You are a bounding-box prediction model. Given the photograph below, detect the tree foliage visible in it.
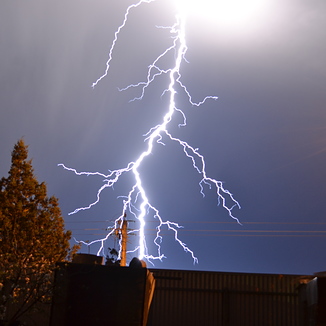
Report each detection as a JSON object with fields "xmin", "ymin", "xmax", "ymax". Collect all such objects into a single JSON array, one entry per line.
[
  {"xmin": 105, "ymin": 247, "xmax": 120, "ymax": 266},
  {"xmin": 0, "ymin": 139, "xmax": 79, "ymax": 325}
]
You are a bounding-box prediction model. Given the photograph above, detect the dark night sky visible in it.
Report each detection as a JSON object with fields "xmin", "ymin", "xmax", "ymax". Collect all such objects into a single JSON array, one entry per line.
[{"xmin": 1, "ymin": 0, "xmax": 326, "ymax": 275}]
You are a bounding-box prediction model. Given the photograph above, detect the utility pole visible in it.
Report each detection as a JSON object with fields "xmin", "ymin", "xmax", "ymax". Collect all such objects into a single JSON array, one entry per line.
[
  {"xmin": 120, "ymin": 218, "xmax": 128, "ymax": 267},
  {"xmin": 113, "ymin": 213, "xmax": 135, "ymax": 266},
  {"xmin": 114, "ymin": 212, "xmax": 129, "ymax": 267}
]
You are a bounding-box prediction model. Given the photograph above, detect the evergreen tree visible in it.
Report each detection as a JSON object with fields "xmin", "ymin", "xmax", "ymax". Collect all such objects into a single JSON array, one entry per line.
[{"xmin": 0, "ymin": 139, "xmax": 79, "ymax": 325}]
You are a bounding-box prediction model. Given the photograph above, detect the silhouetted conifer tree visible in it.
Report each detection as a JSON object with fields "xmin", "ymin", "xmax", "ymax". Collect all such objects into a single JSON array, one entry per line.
[{"xmin": 0, "ymin": 139, "xmax": 79, "ymax": 326}]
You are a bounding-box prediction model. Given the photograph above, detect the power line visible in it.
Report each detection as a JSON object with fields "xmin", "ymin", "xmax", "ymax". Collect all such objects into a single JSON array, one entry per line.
[
  {"xmin": 66, "ymin": 220, "xmax": 326, "ymax": 225},
  {"xmin": 71, "ymin": 228, "xmax": 326, "ymax": 233},
  {"xmin": 72, "ymin": 229, "xmax": 326, "ymax": 238},
  {"xmin": 68, "ymin": 219, "xmax": 326, "ymax": 239}
]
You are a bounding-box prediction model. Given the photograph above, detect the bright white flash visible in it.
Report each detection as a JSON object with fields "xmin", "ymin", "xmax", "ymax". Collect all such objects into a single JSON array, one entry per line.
[
  {"xmin": 60, "ymin": 0, "xmax": 241, "ymax": 264},
  {"xmin": 174, "ymin": 0, "xmax": 269, "ymax": 29}
]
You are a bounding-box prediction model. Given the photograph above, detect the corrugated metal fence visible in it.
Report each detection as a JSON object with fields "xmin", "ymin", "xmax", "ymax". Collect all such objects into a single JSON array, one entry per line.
[{"xmin": 147, "ymin": 269, "xmax": 305, "ymax": 326}]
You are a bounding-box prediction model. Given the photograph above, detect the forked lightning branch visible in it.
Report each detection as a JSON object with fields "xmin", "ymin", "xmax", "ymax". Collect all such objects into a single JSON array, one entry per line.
[{"xmin": 59, "ymin": 0, "xmax": 241, "ymax": 264}]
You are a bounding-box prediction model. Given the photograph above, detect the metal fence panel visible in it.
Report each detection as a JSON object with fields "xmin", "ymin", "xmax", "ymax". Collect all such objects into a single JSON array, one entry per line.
[{"xmin": 147, "ymin": 269, "xmax": 303, "ymax": 326}]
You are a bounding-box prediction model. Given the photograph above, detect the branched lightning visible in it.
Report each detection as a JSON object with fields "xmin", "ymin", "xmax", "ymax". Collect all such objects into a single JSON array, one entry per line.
[{"xmin": 60, "ymin": 0, "xmax": 241, "ymax": 264}]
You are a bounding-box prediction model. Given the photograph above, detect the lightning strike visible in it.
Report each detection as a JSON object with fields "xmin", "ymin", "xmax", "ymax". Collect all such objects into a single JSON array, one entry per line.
[{"xmin": 60, "ymin": 0, "xmax": 241, "ymax": 265}]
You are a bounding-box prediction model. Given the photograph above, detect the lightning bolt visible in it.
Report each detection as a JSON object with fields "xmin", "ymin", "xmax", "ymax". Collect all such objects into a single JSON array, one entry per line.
[{"xmin": 59, "ymin": 0, "xmax": 241, "ymax": 265}]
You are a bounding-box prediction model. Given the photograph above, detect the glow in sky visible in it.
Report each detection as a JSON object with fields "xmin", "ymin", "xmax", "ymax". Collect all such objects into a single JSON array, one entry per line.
[{"xmin": 173, "ymin": 0, "xmax": 269, "ymax": 27}]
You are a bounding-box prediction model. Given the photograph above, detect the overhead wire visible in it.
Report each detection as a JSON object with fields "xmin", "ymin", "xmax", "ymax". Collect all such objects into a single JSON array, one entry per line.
[{"xmin": 67, "ymin": 220, "xmax": 326, "ymax": 238}]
